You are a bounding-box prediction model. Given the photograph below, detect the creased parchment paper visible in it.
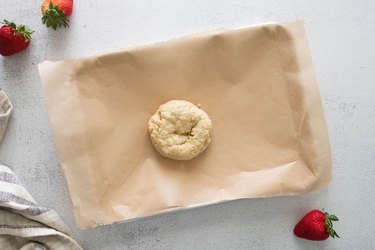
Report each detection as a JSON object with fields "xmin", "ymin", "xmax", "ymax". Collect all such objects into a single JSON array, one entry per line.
[{"xmin": 38, "ymin": 22, "xmax": 331, "ymax": 229}]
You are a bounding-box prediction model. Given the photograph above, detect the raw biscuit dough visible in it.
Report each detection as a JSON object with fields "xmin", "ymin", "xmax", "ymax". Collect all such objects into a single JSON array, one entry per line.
[{"xmin": 148, "ymin": 100, "xmax": 212, "ymax": 160}]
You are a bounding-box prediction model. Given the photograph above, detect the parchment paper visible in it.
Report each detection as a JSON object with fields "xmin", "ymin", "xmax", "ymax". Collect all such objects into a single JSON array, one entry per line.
[{"xmin": 38, "ymin": 22, "xmax": 331, "ymax": 229}]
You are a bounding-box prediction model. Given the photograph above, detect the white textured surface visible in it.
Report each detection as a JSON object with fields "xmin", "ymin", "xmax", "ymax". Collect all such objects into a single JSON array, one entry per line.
[{"xmin": 1, "ymin": 0, "xmax": 374, "ymax": 249}]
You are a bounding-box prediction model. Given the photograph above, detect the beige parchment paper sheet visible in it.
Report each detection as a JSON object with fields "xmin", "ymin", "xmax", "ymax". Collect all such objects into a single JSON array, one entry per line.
[{"xmin": 38, "ymin": 22, "xmax": 331, "ymax": 229}]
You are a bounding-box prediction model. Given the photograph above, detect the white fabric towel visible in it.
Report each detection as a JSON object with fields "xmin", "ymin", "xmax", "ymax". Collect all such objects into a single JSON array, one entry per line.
[
  {"xmin": 0, "ymin": 165, "xmax": 82, "ymax": 250},
  {"xmin": 0, "ymin": 89, "xmax": 13, "ymax": 144}
]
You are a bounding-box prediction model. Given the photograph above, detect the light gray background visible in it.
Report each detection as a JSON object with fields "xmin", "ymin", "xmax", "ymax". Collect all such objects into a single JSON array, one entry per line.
[{"xmin": 1, "ymin": 0, "xmax": 374, "ymax": 249}]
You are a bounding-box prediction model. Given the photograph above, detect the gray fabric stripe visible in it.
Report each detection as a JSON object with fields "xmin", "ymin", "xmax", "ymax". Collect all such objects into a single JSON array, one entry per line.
[
  {"xmin": 28, "ymin": 242, "xmax": 47, "ymax": 250},
  {"xmin": 0, "ymin": 172, "xmax": 19, "ymax": 184},
  {"xmin": 0, "ymin": 192, "xmax": 49, "ymax": 216},
  {"xmin": 0, "ymin": 191, "xmax": 37, "ymax": 206},
  {"xmin": 0, "ymin": 224, "xmax": 44, "ymax": 229},
  {"xmin": 20, "ymin": 207, "xmax": 49, "ymax": 216}
]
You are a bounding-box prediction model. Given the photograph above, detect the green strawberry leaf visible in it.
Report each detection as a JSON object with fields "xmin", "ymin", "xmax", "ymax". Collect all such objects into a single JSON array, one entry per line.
[
  {"xmin": 323, "ymin": 210, "xmax": 340, "ymax": 239},
  {"xmin": 2, "ymin": 20, "xmax": 34, "ymax": 42},
  {"xmin": 42, "ymin": 2, "xmax": 70, "ymax": 30},
  {"xmin": 329, "ymin": 215, "xmax": 339, "ymax": 221}
]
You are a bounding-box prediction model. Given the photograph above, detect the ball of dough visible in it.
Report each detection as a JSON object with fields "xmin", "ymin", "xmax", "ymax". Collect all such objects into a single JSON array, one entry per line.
[{"xmin": 148, "ymin": 100, "xmax": 212, "ymax": 160}]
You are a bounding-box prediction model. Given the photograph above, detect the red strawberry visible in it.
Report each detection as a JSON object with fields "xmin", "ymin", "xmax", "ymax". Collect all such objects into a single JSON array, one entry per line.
[
  {"xmin": 0, "ymin": 20, "xmax": 34, "ymax": 56},
  {"xmin": 294, "ymin": 209, "xmax": 340, "ymax": 241},
  {"xmin": 41, "ymin": 0, "xmax": 73, "ymax": 30}
]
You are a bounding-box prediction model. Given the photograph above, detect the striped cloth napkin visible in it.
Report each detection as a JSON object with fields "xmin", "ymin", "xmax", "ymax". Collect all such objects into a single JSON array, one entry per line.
[
  {"xmin": 0, "ymin": 89, "xmax": 13, "ymax": 144},
  {"xmin": 0, "ymin": 164, "xmax": 82, "ymax": 250}
]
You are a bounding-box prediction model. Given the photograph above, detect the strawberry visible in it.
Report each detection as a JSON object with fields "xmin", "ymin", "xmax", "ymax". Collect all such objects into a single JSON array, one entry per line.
[
  {"xmin": 294, "ymin": 209, "xmax": 340, "ymax": 241},
  {"xmin": 0, "ymin": 20, "xmax": 34, "ymax": 56},
  {"xmin": 41, "ymin": 0, "xmax": 73, "ymax": 30}
]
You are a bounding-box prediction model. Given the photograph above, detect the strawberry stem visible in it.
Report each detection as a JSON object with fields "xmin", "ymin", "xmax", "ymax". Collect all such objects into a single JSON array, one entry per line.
[
  {"xmin": 41, "ymin": 2, "xmax": 70, "ymax": 30},
  {"xmin": 323, "ymin": 210, "xmax": 340, "ymax": 238}
]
